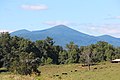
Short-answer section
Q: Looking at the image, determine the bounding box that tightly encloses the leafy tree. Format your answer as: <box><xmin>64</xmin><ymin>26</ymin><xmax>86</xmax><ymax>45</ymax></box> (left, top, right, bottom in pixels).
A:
<box><xmin>36</xmin><ymin>37</ymin><xmax>62</xmax><ymax>64</ymax></box>
<box><xmin>46</xmin><ymin>57</ymin><xmax>53</xmax><ymax>64</ymax></box>
<box><xmin>58</xmin><ymin>50</ymin><xmax>68</xmax><ymax>64</ymax></box>
<box><xmin>114</xmin><ymin>47</ymin><xmax>120</xmax><ymax>59</ymax></box>
<box><xmin>0</xmin><ymin>32</ymin><xmax>12</xmax><ymax>67</ymax></box>
<box><xmin>0</xmin><ymin>32</ymin><xmax>41</xmax><ymax>75</ymax></box>
<box><xmin>65</xmin><ymin>42</ymin><xmax>80</xmax><ymax>63</ymax></box>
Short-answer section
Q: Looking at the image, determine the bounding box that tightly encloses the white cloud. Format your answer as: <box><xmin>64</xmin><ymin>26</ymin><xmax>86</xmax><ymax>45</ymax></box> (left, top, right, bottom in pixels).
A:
<box><xmin>87</xmin><ymin>23</ymin><xmax>120</xmax><ymax>37</ymax></box>
<box><xmin>21</xmin><ymin>5</ymin><xmax>48</xmax><ymax>10</ymax></box>
<box><xmin>43</xmin><ymin>21</ymin><xmax>73</xmax><ymax>26</ymax></box>
<box><xmin>114</xmin><ymin>16</ymin><xmax>120</xmax><ymax>19</ymax></box>
<box><xmin>99</xmin><ymin>28</ymin><xmax>120</xmax><ymax>38</ymax></box>
<box><xmin>90</xmin><ymin>27</ymin><xmax>96</xmax><ymax>30</ymax></box>
<box><xmin>43</xmin><ymin>21</ymin><xmax>84</xmax><ymax>26</ymax></box>
<box><xmin>99</xmin><ymin>27</ymin><xmax>120</xmax><ymax>34</ymax></box>
<box><xmin>0</xmin><ymin>30</ymin><xmax>9</xmax><ymax>32</ymax></box>
<box><xmin>105</xmin><ymin>16</ymin><xmax>120</xmax><ymax>20</ymax></box>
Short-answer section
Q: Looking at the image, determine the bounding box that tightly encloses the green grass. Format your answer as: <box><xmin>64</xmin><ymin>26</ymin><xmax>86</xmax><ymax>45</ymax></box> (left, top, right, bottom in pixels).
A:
<box><xmin>1</xmin><ymin>62</ymin><xmax>120</xmax><ymax>80</ymax></box>
<box><xmin>39</xmin><ymin>62</ymin><xmax>120</xmax><ymax>80</ymax></box>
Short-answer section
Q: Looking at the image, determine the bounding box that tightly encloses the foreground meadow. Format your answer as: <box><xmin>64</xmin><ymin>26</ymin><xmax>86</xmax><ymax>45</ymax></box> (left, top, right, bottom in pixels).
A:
<box><xmin>39</xmin><ymin>62</ymin><xmax>120</xmax><ymax>80</ymax></box>
<box><xmin>0</xmin><ymin>62</ymin><xmax>120</xmax><ymax>80</ymax></box>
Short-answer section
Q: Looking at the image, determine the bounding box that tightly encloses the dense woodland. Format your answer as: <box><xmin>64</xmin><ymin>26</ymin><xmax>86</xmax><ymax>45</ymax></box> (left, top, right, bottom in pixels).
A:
<box><xmin>0</xmin><ymin>32</ymin><xmax>120</xmax><ymax>75</ymax></box>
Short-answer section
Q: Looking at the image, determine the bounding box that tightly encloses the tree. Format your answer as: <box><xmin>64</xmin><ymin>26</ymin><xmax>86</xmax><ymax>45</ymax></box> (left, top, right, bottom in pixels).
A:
<box><xmin>0</xmin><ymin>32</ymin><xmax>12</xmax><ymax>68</ymax></box>
<box><xmin>0</xmin><ymin>32</ymin><xmax>41</xmax><ymax>75</ymax></box>
<box><xmin>113</xmin><ymin>47</ymin><xmax>120</xmax><ymax>59</ymax></box>
<box><xmin>82</xmin><ymin>46</ymin><xmax>92</xmax><ymax>70</ymax></box>
<box><xmin>36</xmin><ymin>37</ymin><xmax>62</xmax><ymax>64</ymax></box>
<box><xmin>58</xmin><ymin>50</ymin><xmax>68</xmax><ymax>64</ymax></box>
<box><xmin>65</xmin><ymin>42</ymin><xmax>80</xmax><ymax>63</ymax></box>
<box><xmin>15</xmin><ymin>39</ymin><xmax>41</xmax><ymax>75</ymax></box>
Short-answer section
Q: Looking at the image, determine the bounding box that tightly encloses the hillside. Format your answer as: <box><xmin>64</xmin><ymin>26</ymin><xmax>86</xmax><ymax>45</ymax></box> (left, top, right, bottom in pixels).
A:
<box><xmin>1</xmin><ymin>62</ymin><xmax>120</xmax><ymax>80</ymax></box>
<box><xmin>11</xmin><ymin>25</ymin><xmax>120</xmax><ymax>47</ymax></box>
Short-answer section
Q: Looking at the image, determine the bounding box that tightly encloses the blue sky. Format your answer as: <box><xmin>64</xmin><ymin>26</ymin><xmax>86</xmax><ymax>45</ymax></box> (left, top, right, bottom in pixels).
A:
<box><xmin>0</xmin><ymin>0</ymin><xmax>120</xmax><ymax>37</ymax></box>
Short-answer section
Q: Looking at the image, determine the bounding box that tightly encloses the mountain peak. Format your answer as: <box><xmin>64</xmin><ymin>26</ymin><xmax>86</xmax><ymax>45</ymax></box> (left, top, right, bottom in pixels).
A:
<box><xmin>11</xmin><ymin>29</ymin><xmax>31</xmax><ymax>36</ymax></box>
<box><xmin>98</xmin><ymin>35</ymin><xmax>116</xmax><ymax>38</ymax></box>
<box><xmin>55</xmin><ymin>24</ymin><xmax>68</xmax><ymax>27</ymax></box>
<box><xmin>16</xmin><ymin>29</ymin><xmax>30</xmax><ymax>32</ymax></box>
<box><xmin>53</xmin><ymin>25</ymin><xmax>70</xmax><ymax>29</ymax></box>
<box><xmin>49</xmin><ymin>25</ymin><xmax>76</xmax><ymax>32</ymax></box>
<box><xmin>11</xmin><ymin>29</ymin><xmax>30</xmax><ymax>32</ymax></box>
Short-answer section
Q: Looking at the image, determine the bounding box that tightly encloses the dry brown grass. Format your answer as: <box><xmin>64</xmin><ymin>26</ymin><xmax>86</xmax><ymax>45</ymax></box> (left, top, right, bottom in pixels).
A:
<box><xmin>1</xmin><ymin>62</ymin><xmax>120</xmax><ymax>80</ymax></box>
<box><xmin>0</xmin><ymin>73</ymin><xmax>35</xmax><ymax>80</ymax></box>
<box><xmin>39</xmin><ymin>62</ymin><xmax>120</xmax><ymax>80</ymax></box>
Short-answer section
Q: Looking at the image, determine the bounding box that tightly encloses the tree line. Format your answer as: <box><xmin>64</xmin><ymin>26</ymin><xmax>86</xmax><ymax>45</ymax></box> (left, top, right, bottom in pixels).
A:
<box><xmin>0</xmin><ymin>32</ymin><xmax>120</xmax><ymax>75</ymax></box>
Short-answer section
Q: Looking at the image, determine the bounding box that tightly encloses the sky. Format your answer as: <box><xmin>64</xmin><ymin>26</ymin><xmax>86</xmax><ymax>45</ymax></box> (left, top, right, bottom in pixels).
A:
<box><xmin>0</xmin><ymin>0</ymin><xmax>120</xmax><ymax>37</ymax></box>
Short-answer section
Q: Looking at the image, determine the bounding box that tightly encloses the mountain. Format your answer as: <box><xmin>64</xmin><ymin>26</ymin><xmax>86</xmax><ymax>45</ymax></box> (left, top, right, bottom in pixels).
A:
<box><xmin>11</xmin><ymin>25</ymin><xmax>120</xmax><ymax>47</ymax></box>
<box><xmin>11</xmin><ymin>29</ymin><xmax>31</xmax><ymax>35</ymax></box>
<box><xmin>11</xmin><ymin>29</ymin><xmax>32</xmax><ymax>39</ymax></box>
<box><xmin>97</xmin><ymin>35</ymin><xmax>120</xmax><ymax>46</ymax></box>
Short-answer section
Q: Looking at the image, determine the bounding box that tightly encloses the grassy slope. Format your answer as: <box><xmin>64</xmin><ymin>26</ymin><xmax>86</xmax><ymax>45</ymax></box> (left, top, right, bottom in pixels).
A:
<box><xmin>39</xmin><ymin>62</ymin><xmax>120</xmax><ymax>80</ymax></box>
<box><xmin>0</xmin><ymin>62</ymin><xmax>120</xmax><ymax>80</ymax></box>
<box><xmin>0</xmin><ymin>73</ymin><xmax>34</xmax><ymax>80</ymax></box>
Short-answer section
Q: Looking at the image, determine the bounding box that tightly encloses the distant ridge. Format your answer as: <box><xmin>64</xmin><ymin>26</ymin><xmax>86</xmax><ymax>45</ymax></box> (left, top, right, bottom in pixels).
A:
<box><xmin>11</xmin><ymin>29</ymin><xmax>31</xmax><ymax>36</ymax></box>
<box><xmin>97</xmin><ymin>35</ymin><xmax>120</xmax><ymax>46</ymax></box>
<box><xmin>11</xmin><ymin>25</ymin><xmax>120</xmax><ymax>47</ymax></box>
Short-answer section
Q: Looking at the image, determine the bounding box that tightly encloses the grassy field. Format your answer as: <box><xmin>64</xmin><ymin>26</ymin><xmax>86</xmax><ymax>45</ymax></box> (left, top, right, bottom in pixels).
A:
<box><xmin>0</xmin><ymin>62</ymin><xmax>120</xmax><ymax>80</ymax></box>
<box><xmin>0</xmin><ymin>73</ymin><xmax>34</xmax><ymax>80</ymax></box>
